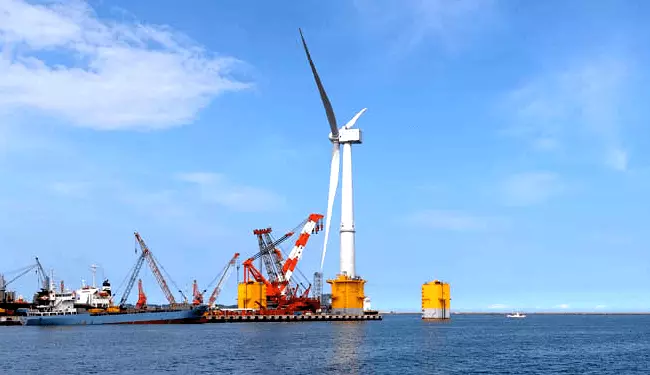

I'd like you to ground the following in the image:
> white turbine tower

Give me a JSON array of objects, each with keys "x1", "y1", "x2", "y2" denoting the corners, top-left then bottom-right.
[
  {"x1": 90, "y1": 264, "x2": 98, "y2": 287},
  {"x1": 299, "y1": 29, "x2": 366, "y2": 278}
]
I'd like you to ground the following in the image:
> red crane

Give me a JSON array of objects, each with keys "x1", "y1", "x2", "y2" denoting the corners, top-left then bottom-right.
[
  {"x1": 192, "y1": 280, "x2": 203, "y2": 306},
  {"x1": 136, "y1": 279, "x2": 147, "y2": 309},
  {"x1": 242, "y1": 213, "x2": 323, "y2": 310}
]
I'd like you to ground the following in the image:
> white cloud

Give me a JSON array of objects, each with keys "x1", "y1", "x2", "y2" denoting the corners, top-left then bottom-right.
[
  {"x1": 176, "y1": 172, "x2": 221, "y2": 186},
  {"x1": 49, "y1": 181, "x2": 89, "y2": 197},
  {"x1": 176, "y1": 172, "x2": 285, "y2": 212},
  {"x1": 555, "y1": 304, "x2": 570, "y2": 309},
  {"x1": 0, "y1": 118, "x2": 70, "y2": 158},
  {"x1": 503, "y1": 55, "x2": 630, "y2": 170},
  {"x1": 0, "y1": 0, "x2": 250, "y2": 130},
  {"x1": 405, "y1": 209, "x2": 506, "y2": 231},
  {"x1": 111, "y1": 186, "x2": 231, "y2": 243},
  {"x1": 501, "y1": 172, "x2": 563, "y2": 206},
  {"x1": 119, "y1": 188, "x2": 191, "y2": 222},
  {"x1": 533, "y1": 137, "x2": 559, "y2": 151},
  {"x1": 606, "y1": 148, "x2": 628, "y2": 171},
  {"x1": 354, "y1": 0, "x2": 497, "y2": 52},
  {"x1": 594, "y1": 304, "x2": 607, "y2": 310},
  {"x1": 487, "y1": 303, "x2": 508, "y2": 309}
]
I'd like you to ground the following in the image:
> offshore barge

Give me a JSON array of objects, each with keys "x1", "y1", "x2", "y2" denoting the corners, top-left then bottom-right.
[
  {"x1": 0, "y1": 298, "x2": 31, "y2": 326},
  {"x1": 1, "y1": 261, "x2": 39, "y2": 325},
  {"x1": 1, "y1": 288, "x2": 31, "y2": 326}
]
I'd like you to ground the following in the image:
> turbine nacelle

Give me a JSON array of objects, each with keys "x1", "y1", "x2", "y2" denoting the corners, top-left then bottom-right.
[
  {"x1": 328, "y1": 108, "x2": 366, "y2": 144},
  {"x1": 337, "y1": 128, "x2": 362, "y2": 144},
  {"x1": 328, "y1": 129, "x2": 363, "y2": 144}
]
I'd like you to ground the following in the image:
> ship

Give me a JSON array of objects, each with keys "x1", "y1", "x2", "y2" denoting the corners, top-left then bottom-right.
[
  {"x1": 22, "y1": 277, "x2": 208, "y2": 326},
  {"x1": 23, "y1": 232, "x2": 213, "y2": 326},
  {"x1": 22, "y1": 305, "x2": 208, "y2": 326}
]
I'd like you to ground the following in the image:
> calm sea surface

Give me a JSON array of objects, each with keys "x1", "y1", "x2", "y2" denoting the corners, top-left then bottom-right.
[{"x1": 2, "y1": 314, "x2": 650, "y2": 374}]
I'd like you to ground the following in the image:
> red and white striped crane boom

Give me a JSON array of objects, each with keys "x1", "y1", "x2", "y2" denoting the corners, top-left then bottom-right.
[{"x1": 279, "y1": 213, "x2": 323, "y2": 295}]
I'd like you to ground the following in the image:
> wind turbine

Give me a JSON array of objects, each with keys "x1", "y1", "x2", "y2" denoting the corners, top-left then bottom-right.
[
  {"x1": 90, "y1": 264, "x2": 98, "y2": 287},
  {"x1": 299, "y1": 29, "x2": 367, "y2": 278}
]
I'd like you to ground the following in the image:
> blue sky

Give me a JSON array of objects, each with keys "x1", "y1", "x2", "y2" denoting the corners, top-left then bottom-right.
[{"x1": 2, "y1": 0, "x2": 650, "y2": 312}]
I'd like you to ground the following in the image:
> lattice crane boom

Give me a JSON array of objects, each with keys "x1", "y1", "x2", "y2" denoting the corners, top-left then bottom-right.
[
  {"x1": 1, "y1": 263, "x2": 37, "y2": 291},
  {"x1": 249, "y1": 229, "x2": 295, "y2": 263},
  {"x1": 135, "y1": 232, "x2": 177, "y2": 305},
  {"x1": 119, "y1": 251, "x2": 146, "y2": 307},
  {"x1": 35, "y1": 257, "x2": 49, "y2": 290},
  {"x1": 255, "y1": 229, "x2": 279, "y2": 283},
  {"x1": 208, "y1": 252, "x2": 240, "y2": 307},
  {"x1": 262, "y1": 231, "x2": 286, "y2": 283}
]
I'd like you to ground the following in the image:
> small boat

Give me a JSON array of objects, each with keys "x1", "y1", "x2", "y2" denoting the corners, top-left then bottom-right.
[{"x1": 506, "y1": 312, "x2": 526, "y2": 318}]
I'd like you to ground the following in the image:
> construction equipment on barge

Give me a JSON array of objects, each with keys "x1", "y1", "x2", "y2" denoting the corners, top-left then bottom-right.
[
  {"x1": 194, "y1": 252, "x2": 240, "y2": 311},
  {"x1": 206, "y1": 213, "x2": 325, "y2": 319},
  {"x1": 0, "y1": 257, "x2": 48, "y2": 325},
  {"x1": 239, "y1": 213, "x2": 323, "y2": 314}
]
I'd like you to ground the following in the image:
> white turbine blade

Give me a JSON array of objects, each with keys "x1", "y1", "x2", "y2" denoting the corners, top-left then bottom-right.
[
  {"x1": 320, "y1": 143, "x2": 340, "y2": 271},
  {"x1": 343, "y1": 108, "x2": 367, "y2": 129}
]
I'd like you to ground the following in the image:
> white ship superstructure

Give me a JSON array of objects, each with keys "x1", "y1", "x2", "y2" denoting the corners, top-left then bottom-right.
[
  {"x1": 31, "y1": 275, "x2": 77, "y2": 315},
  {"x1": 74, "y1": 279, "x2": 112, "y2": 309}
]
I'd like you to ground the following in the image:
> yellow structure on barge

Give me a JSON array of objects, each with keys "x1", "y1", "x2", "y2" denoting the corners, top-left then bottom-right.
[
  {"x1": 237, "y1": 282, "x2": 267, "y2": 310},
  {"x1": 422, "y1": 280, "x2": 450, "y2": 320},
  {"x1": 327, "y1": 274, "x2": 366, "y2": 315}
]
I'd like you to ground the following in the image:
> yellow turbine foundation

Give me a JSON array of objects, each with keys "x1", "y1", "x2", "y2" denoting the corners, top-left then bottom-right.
[
  {"x1": 422, "y1": 280, "x2": 451, "y2": 320},
  {"x1": 327, "y1": 274, "x2": 365, "y2": 315},
  {"x1": 237, "y1": 282, "x2": 267, "y2": 310}
]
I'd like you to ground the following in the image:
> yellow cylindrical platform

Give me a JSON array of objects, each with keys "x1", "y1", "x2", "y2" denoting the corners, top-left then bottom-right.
[
  {"x1": 327, "y1": 274, "x2": 366, "y2": 315},
  {"x1": 237, "y1": 282, "x2": 267, "y2": 310},
  {"x1": 421, "y1": 280, "x2": 450, "y2": 320}
]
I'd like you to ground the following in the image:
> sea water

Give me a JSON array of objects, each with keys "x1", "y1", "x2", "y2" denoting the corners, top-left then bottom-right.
[{"x1": 2, "y1": 314, "x2": 649, "y2": 374}]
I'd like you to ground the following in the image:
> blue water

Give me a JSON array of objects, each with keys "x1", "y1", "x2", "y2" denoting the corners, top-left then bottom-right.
[{"x1": 3, "y1": 314, "x2": 650, "y2": 374}]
